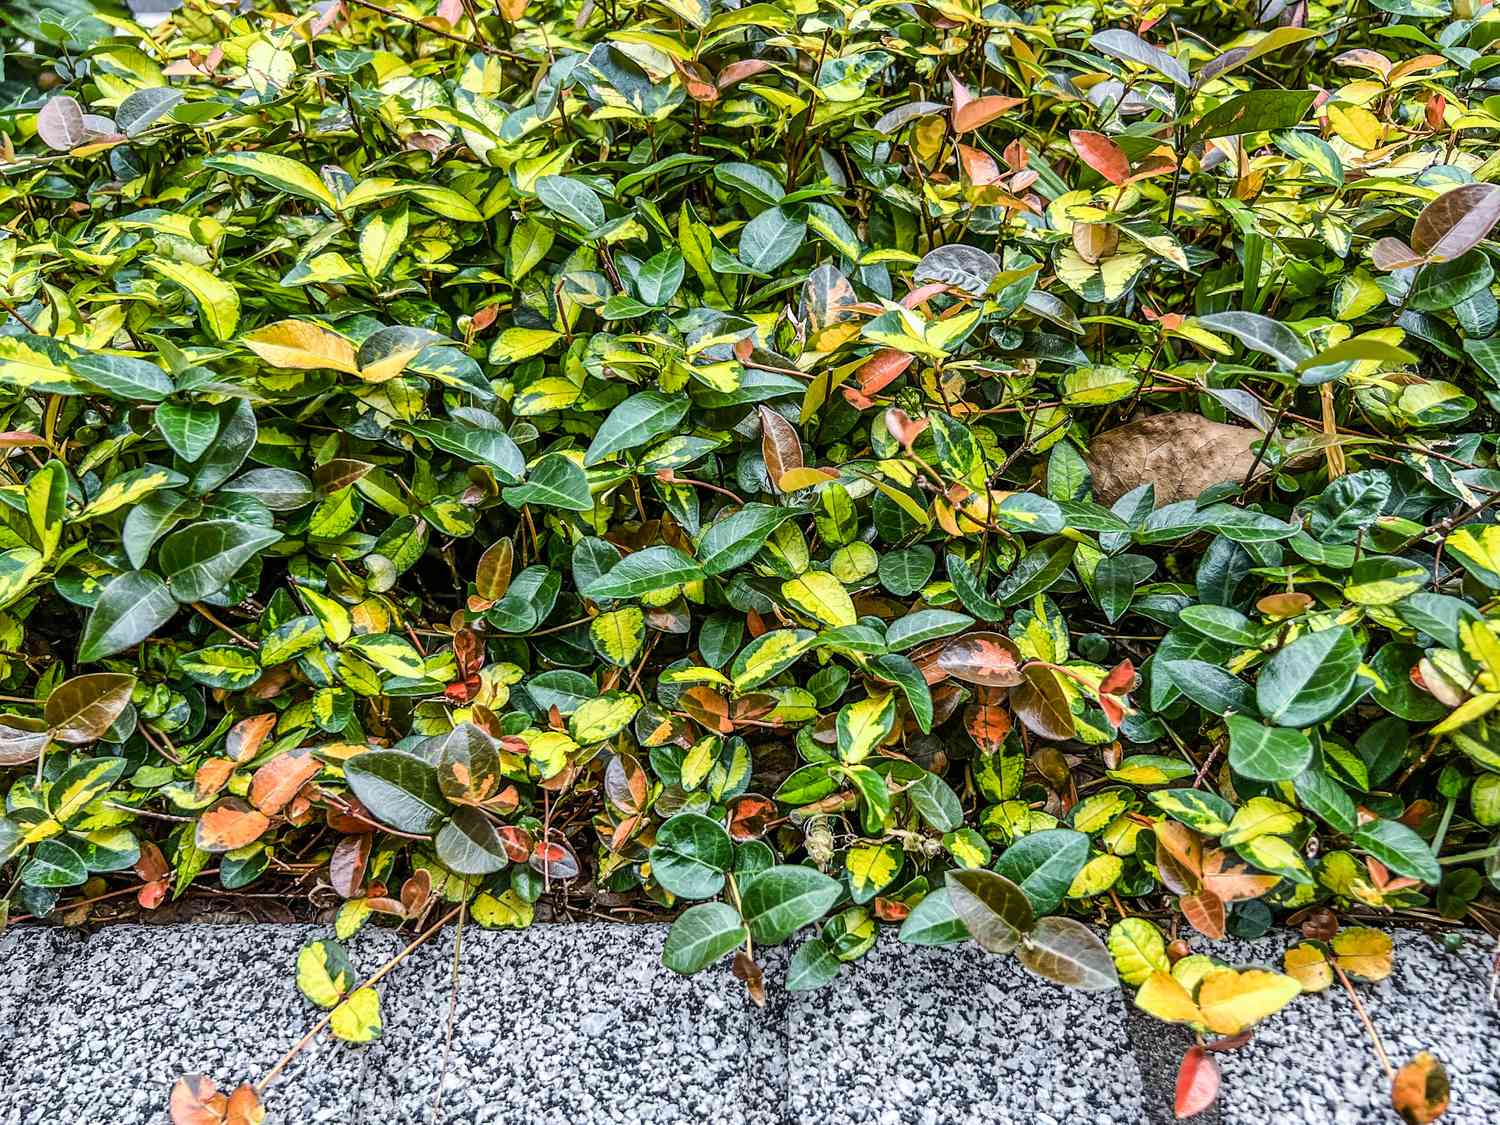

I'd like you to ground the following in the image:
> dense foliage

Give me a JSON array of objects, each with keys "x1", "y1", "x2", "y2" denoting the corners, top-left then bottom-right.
[{"x1": 5, "y1": 0, "x2": 1500, "y2": 1114}]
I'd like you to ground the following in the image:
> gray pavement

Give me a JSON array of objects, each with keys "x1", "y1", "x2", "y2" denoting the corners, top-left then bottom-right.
[{"x1": 0, "y1": 923, "x2": 1495, "y2": 1124}]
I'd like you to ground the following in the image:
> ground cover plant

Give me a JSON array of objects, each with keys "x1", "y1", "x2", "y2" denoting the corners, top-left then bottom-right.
[{"x1": 4, "y1": 0, "x2": 1500, "y2": 1119}]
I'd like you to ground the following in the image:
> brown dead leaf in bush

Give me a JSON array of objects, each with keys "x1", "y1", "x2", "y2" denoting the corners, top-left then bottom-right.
[{"x1": 1085, "y1": 412, "x2": 1264, "y2": 505}]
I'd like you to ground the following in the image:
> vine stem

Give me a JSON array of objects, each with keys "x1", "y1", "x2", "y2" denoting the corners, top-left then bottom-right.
[{"x1": 256, "y1": 905, "x2": 461, "y2": 1094}]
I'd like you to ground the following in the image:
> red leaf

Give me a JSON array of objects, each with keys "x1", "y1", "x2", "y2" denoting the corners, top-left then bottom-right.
[
  {"x1": 856, "y1": 349, "x2": 913, "y2": 397},
  {"x1": 329, "y1": 833, "x2": 371, "y2": 899},
  {"x1": 1069, "y1": 130, "x2": 1130, "y2": 186},
  {"x1": 1175, "y1": 1046, "x2": 1221, "y2": 1119},
  {"x1": 727, "y1": 793, "x2": 777, "y2": 841},
  {"x1": 497, "y1": 824, "x2": 534, "y2": 863}
]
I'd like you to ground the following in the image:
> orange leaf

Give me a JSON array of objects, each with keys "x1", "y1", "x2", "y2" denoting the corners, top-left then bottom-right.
[
  {"x1": 1180, "y1": 890, "x2": 1227, "y2": 940},
  {"x1": 953, "y1": 95, "x2": 1025, "y2": 133},
  {"x1": 1392, "y1": 1052, "x2": 1450, "y2": 1125},
  {"x1": 225, "y1": 1084, "x2": 264, "y2": 1125},
  {"x1": 1069, "y1": 129, "x2": 1130, "y2": 185},
  {"x1": 170, "y1": 1075, "x2": 227, "y2": 1125},
  {"x1": 249, "y1": 746, "x2": 322, "y2": 815},
  {"x1": 226, "y1": 713, "x2": 277, "y2": 763},
  {"x1": 195, "y1": 798, "x2": 270, "y2": 852}
]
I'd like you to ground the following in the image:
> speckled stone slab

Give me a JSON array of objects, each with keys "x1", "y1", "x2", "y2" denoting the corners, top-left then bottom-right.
[{"x1": 0, "y1": 923, "x2": 1494, "y2": 1125}]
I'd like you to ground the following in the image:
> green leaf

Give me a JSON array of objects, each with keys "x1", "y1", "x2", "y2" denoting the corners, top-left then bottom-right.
[
  {"x1": 434, "y1": 807, "x2": 509, "y2": 875},
  {"x1": 696, "y1": 504, "x2": 797, "y2": 576},
  {"x1": 1256, "y1": 626, "x2": 1361, "y2": 727},
  {"x1": 344, "y1": 750, "x2": 449, "y2": 834},
  {"x1": 155, "y1": 401, "x2": 221, "y2": 462},
  {"x1": 739, "y1": 206, "x2": 806, "y2": 273},
  {"x1": 584, "y1": 392, "x2": 690, "y2": 466},
  {"x1": 898, "y1": 888, "x2": 969, "y2": 945},
  {"x1": 994, "y1": 828, "x2": 1090, "y2": 914},
  {"x1": 404, "y1": 419, "x2": 525, "y2": 483},
  {"x1": 1226, "y1": 715, "x2": 1314, "y2": 782},
  {"x1": 907, "y1": 770, "x2": 962, "y2": 832},
  {"x1": 205, "y1": 151, "x2": 340, "y2": 209},
  {"x1": 502, "y1": 454, "x2": 593, "y2": 511},
  {"x1": 740, "y1": 865, "x2": 842, "y2": 944},
  {"x1": 1196, "y1": 311, "x2": 1313, "y2": 371},
  {"x1": 535, "y1": 175, "x2": 606, "y2": 231},
  {"x1": 68, "y1": 352, "x2": 174, "y2": 402},
  {"x1": 650, "y1": 813, "x2": 733, "y2": 899},
  {"x1": 146, "y1": 258, "x2": 241, "y2": 340},
  {"x1": 1187, "y1": 89, "x2": 1318, "y2": 144},
  {"x1": 1352, "y1": 818, "x2": 1441, "y2": 885},
  {"x1": 159, "y1": 520, "x2": 284, "y2": 602},
  {"x1": 662, "y1": 901, "x2": 747, "y2": 973},
  {"x1": 22, "y1": 839, "x2": 87, "y2": 887},
  {"x1": 78, "y1": 571, "x2": 178, "y2": 662},
  {"x1": 581, "y1": 546, "x2": 704, "y2": 600},
  {"x1": 787, "y1": 935, "x2": 842, "y2": 991}
]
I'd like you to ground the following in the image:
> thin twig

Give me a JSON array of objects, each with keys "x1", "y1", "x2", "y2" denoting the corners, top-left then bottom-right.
[
  {"x1": 343, "y1": 0, "x2": 529, "y2": 61},
  {"x1": 257, "y1": 905, "x2": 462, "y2": 1093},
  {"x1": 432, "y1": 899, "x2": 466, "y2": 1123},
  {"x1": 1334, "y1": 962, "x2": 1394, "y2": 1081}
]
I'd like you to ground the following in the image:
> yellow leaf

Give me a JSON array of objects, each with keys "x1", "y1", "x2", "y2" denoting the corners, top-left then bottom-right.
[
  {"x1": 1195, "y1": 968, "x2": 1302, "y2": 1035},
  {"x1": 846, "y1": 841, "x2": 902, "y2": 897},
  {"x1": 778, "y1": 466, "x2": 839, "y2": 492},
  {"x1": 1327, "y1": 103, "x2": 1383, "y2": 149},
  {"x1": 568, "y1": 692, "x2": 642, "y2": 744},
  {"x1": 1135, "y1": 970, "x2": 1202, "y2": 1025},
  {"x1": 329, "y1": 986, "x2": 383, "y2": 1043},
  {"x1": 242, "y1": 319, "x2": 359, "y2": 374},
  {"x1": 1107, "y1": 918, "x2": 1169, "y2": 988},
  {"x1": 1283, "y1": 942, "x2": 1334, "y2": 992},
  {"x1": 781, "y1": 571, "x2": 856, "y2": 628},
  {"x1": 472, "y1": 889, "x2": 534, "y2": 929},
  {"x1": 1221, "y1": 796, "x2": 1303, "y2": 846},
  {"x1": 1332, "y1": 926, "x2": 1394, "y2": 982}
]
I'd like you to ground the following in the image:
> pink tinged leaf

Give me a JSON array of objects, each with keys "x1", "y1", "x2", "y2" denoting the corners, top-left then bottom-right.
[
  {"x1": 37, "y1": 95, "x2": 87, "y2": 151},
  {"x1": 1371, "y1": 237, "x2": 1425, "y2": 272},
  {"x1": 958, "y1": 143, "x2": 1003, "y2": 186},
  {"x1": 718, "y1": 59, "x2": 772, "y2": 91},
  {"x1": 1410, "y1": 183, "x2": 1500, "y2": 262}
]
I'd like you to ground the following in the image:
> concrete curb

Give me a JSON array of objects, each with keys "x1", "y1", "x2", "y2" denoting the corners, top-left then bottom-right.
[{"x1": 0, "y1": 924, "x2": 1495, "y2": 1124}]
